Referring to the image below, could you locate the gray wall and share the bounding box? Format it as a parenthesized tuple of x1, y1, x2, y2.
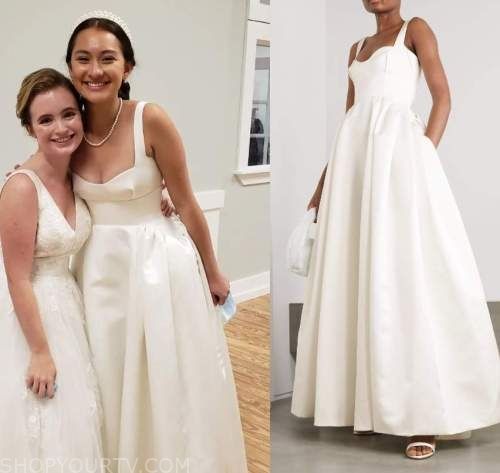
(271, 0, 327, 398)
(0, 0, 270, 281)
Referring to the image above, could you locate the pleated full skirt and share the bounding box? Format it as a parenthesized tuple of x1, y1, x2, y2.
(291, 97, 500, 436)
(73, 215, 247, 472)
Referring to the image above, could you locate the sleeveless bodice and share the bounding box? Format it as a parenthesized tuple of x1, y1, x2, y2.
(348, 21, 420, 107)
(292, 18, 500, 438)
(71, 102, 248, 470)
(73, 101, 163, 225)
(0, 169, 91, 278)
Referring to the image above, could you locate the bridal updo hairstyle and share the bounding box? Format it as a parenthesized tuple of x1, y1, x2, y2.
(65, 18, 136, 100)
(16, 68, 81, 130)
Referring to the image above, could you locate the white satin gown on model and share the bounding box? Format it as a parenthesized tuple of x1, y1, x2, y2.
(72, 102, 247, 472)
(291, 21, 500, 436)
(0, 170, 102, 465)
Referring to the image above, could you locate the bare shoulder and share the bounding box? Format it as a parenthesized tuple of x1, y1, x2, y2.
(407, 17, 436, 40)
(143, 102, 175, 131)
(143, 102, 181, 155)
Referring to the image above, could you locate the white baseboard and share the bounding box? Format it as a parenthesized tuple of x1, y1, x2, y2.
(272, 391, 292, 402)
(231, 271, 270, 303)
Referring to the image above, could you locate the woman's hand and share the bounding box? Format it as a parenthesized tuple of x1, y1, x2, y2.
(308, 165, 327, 216)
(208, 271, 230, 306)
(26, 351, 57, 399)
(161, 183, 177, 217)
(144, 104, 224, 295)
(307, 190, 321, 211)
(1, 174, 56, 400)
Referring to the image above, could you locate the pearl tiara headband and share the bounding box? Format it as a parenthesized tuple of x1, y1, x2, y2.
(72, 10, 132, 41)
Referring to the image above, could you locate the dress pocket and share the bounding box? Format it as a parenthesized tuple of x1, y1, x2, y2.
(421, 134, 437, 151)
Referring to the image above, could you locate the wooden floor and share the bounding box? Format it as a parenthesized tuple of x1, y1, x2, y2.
(224, 294, 270, 473)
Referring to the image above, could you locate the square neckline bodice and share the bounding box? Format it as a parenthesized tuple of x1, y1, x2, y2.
(72, 100, 144, 187)
(72, 101, 163, 205)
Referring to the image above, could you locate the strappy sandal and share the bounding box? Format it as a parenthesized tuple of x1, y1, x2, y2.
(405, 440, 436, 460)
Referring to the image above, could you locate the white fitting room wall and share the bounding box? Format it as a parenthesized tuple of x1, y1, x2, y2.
(0, 0, 270, 283)
(272, 0, 500, 399)
(271, 0, 327, 398)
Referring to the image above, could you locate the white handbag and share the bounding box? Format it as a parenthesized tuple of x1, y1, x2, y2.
(286, 209, 317, 277)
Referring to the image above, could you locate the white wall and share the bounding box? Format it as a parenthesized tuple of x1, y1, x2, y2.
(271, 0, 327, 398)
(0, 0, 270, 284)
(272, 0, 500, 399)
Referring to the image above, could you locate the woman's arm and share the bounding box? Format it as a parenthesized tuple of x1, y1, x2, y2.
(143, 104, 229, 305)
(409, 17, 451, 146)
(0, 175, 57, 398)
(345, 41, 357, 113)
(308, 42, 358, 212)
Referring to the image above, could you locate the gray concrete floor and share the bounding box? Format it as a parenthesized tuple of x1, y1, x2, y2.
(271, 312, 500, 472)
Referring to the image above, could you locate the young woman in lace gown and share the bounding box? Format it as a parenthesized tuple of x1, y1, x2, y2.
(0, 69, 102, 468)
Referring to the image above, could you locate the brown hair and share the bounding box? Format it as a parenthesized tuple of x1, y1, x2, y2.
(16, 68, 81, 129)
(66, 18, 136, 100)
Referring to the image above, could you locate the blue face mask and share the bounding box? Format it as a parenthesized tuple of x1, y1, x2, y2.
(218, 292, 237, 324)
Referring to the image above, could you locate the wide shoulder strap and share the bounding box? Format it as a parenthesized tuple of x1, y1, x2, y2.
(395, 20, 410, 47)
(133, 101, 148, 162)
(355, 38, 367, 58)
(1, 169, 43, 196)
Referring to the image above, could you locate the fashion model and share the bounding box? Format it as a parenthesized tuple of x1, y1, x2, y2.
(292, 0, 500, 460)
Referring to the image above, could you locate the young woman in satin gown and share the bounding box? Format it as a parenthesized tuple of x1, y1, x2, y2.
(66, 12, 247, 473)
(0, 68, 102, 468)
(292, 0, 500, 460)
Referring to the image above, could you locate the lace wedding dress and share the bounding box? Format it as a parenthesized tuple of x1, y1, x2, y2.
(0, 169, 103, 468)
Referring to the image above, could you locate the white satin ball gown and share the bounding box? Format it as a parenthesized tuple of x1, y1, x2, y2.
(0, 170, 102, 466)
(72, 101, 247, 472)
(292, 20, 500, 436)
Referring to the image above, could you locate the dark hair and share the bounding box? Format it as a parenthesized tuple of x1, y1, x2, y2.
(16, 68, 82, 129)
(65, 18, 136, 100)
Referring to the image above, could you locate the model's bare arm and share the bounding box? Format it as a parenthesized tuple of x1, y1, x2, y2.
(143, 103, 229, 305)
(409, 17, 451, 147)
(0, 175, 56, 399)
(345, 41, 357, 113)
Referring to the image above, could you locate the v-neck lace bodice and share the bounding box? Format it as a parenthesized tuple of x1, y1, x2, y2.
(1, 169, 91, 277)
(0, 169, 102, 461)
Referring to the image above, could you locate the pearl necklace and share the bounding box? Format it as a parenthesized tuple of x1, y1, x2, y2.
(83, 98, 123, 147)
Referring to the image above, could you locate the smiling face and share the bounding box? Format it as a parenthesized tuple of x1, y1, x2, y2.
(68, 27, 132, 104)
(28, 86, 83, 157)
(362, 0, 400, 14)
